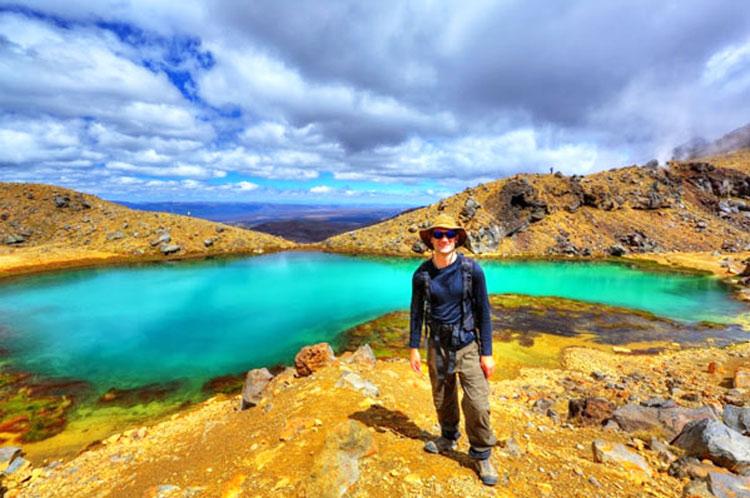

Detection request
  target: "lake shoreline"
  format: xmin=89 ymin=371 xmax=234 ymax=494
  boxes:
xmin=3 ymin=243 xmax=748 ymax=301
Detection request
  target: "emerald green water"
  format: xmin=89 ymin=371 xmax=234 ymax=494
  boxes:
xmin=0 ymin=251 xmax=746 ymax=393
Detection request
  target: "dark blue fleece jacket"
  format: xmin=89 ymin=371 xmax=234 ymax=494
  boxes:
xmin=409 ymin=253 xmax=493 ymax=356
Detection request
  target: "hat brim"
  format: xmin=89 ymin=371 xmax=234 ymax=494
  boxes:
xmin=419 ymin=226 xmax=467 ymax=250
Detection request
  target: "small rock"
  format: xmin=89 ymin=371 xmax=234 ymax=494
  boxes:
xmin=160 ymin=244 xmax=181 ymax=255
xmin=723 ymin=405 xmax=750 ymax=436
xmin=669 ymin=456 xmax=717 ymax=480
xmin=240 ymin=368 xmax=274 ymax=410
xmin=682 ymin=479 xmax=713 ymax=498
xmin=0 ymin=447 xmax=22 ymax=473
xmin=592 ymin=439 xmax=652 ymax=482
xmin=411 ymin=240 xmax=428 ymax=254
xmin=294 ymin=343 xmax=336 ymax=377
xmin=150 ymin=232 xmax=171 ymax=247
xmin=336 ymin=371 xmax=379 ymax=398
xmin=734 ymin=367 xmax=750 ymax=389
xmin=3 ymin=234 xmax=25 ymax=245
xmin=348 ymin=344 xmax=377 ymax=367
xmin=106 ymin=230 xmax=126 ymax=241
xmin=608 ymin=244 xmax=627 ymax=257
xmin=531 ymin=398 xmax=553 ymax=415
xmin=53 ymin=194 xmax=70 ymax=208
xmin=204 ymin=238 xmax=215 ymax=247
xmin=707 ymin=470 xmax=750 ymax=498
xmin=499 ymin=437 xmax=524 ymax=457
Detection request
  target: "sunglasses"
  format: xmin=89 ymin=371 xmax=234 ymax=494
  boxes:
xmin=431 ymin=229 xmax=458 ymax=240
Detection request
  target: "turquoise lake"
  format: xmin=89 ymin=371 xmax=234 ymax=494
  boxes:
xmin=0 ymin=251 xmax=747 ymax=393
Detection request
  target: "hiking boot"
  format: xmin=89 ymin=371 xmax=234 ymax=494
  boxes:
xmin=476 ymin=458 xmax=498 ymax=486
xmin=424 ymin=436 xmax=457 ymax=454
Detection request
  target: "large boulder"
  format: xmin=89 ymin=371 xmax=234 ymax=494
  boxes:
xmin=568 ymin=397 xmax=615 ymax=426
xmin=671 ymin=419 xmax=750 ymax=475
xmin=240 ymin=368 xmax=274 ymax=410
xmin=294 ymin=343 xmax=336 ymax=377
xmin=613 ymin=403 xmax=717 ymax=438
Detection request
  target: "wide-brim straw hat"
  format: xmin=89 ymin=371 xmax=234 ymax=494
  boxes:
xmin=419 ymin=214 xmax=467 ymax=250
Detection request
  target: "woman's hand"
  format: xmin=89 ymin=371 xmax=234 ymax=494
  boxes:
xmin=409 ymin=348 xmax=422 ymax=375
xmin=480 ymin=355 xmax=495 ymax=379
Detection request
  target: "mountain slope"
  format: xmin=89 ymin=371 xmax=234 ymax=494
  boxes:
xmin=0 ymin=183 xmax=296 ymax=277
xmin=321 ymin=150 xmax=750 ymax=257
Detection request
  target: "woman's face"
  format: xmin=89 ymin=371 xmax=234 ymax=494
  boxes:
xmin=431 ymin=227 xmax=457 ymax=254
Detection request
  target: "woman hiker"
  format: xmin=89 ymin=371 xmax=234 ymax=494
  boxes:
xmin=408 ymin=214 xmax=499 ymax=486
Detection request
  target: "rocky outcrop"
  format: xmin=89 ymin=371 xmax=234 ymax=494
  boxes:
xmin=294 ymin=343 xmax=336 ymax=377
xmin=671 ymin=419 xmax=750 ymax=475
xmin=484 ymin=178 xmax=548 ymax=237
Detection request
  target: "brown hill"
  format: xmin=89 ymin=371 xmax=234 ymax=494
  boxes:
xmin=0 ymin=183 xmax=296 ymax=278
xmin=320 ymin=150 xmax=750 ymax=258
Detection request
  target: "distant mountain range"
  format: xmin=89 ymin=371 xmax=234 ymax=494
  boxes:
xmin=115 ymin=201 xmax=409 ymax=242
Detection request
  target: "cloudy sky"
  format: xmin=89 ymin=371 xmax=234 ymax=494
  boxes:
xmin=1 ymin=1 xmax=749 ymax=205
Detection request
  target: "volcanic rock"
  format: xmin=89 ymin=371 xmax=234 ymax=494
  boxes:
xmin=150 ymin=232 xmax=171 ymax=247
xmin=671 ymin=419 xmax=750 ymax=474
xmin=460 ymin=197 xmax=480 ymax=222
xmin=722 ymin=405 xmax=750 ymax=436
xmin=592 ymin=439 xmax=652 ymax=482
xmin=53 ymin=194 xmax=70 ymax=208
xmin=336 ymin=371 xmax=379 ymax=398
xmin=411 ymin=240 xmax=427 ymax=254
xmin=241 ymin=368 xmax=274 ymax=410
xmin=4 ymin=234 xmax=25 ymax=245
xmin=160 ymin=244 xmax=181 ymax=255
xmin=706 ymin=470 xmax=750 ymax=498
xmin=613 ymin=403 xmax=717 ymax=438
xmin=348 ymin=344 xmax=376 ymax=367
xmin=294 ymin=343 xmax=336 ymax=377
xmin=568 ymin=397 xmax=615 ymax=426
xmin=465 ymin=224 xmax=502 ymax=254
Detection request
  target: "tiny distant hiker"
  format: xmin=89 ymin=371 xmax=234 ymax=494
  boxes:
xmin=408 ymin=214 xmax=498 ymax=486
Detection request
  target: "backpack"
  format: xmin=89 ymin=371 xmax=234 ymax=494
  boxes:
xmin=415 ymin=254 xmax=476 ymax=342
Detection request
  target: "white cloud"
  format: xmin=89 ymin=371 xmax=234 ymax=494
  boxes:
xmin=105 ymin=160 xmax=223 ymax=178
xmin=237 ymin=181 xmax=258 ymax=191
xmin=0 ymin=12 xmax=210 ymax=141
xmin=309 ymin=185 xmax=332 ymax=194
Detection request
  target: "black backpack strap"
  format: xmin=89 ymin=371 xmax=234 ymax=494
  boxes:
xmin=460 ymin=256 xmax=475 ymax=332
xmin=415 ymin=262 xmax=432 ymax=344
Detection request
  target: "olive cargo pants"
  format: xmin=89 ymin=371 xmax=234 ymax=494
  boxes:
xmin=427 ymin=338 xmax=496 ymax=459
